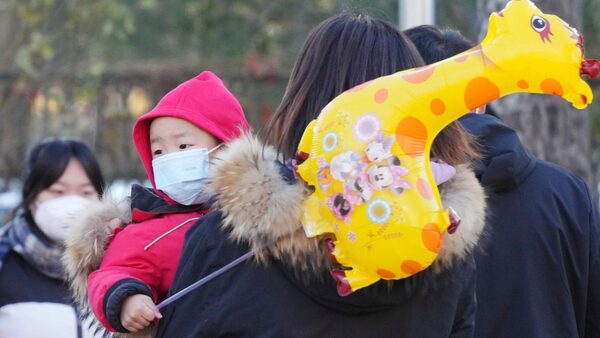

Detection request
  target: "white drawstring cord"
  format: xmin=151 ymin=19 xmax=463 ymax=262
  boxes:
xmin=144 ymin=217 xmax=201 ymax=251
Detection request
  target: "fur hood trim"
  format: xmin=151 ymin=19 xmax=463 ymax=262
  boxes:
xmin=208 ymin=134 xmax=486 ymax=275
xmin=435 ymin=163 xmax=486 ymax=270
xmin=206 ymin=134 xmax=327 ymax=272
xmin=63 ymin=197 xmax=134 ymax=337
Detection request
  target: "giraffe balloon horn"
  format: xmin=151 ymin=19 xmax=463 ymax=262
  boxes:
xmin=296 ymin=0 xmax=597 ymax=296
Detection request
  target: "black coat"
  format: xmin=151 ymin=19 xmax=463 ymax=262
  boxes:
xmin=154 ymin=134 xmax=487 ymax=338
xmin=155 ymin=211 xmax=477 ymax=338
xmin=460 ymin=113 xmax=600 ymax=338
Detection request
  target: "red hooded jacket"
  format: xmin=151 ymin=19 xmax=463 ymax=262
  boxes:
xmin=87 ymin=71 xmax=249 ymax=332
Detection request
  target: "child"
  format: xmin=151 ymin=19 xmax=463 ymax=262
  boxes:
xmin=85 ymin=71 xmax=249 ymax=333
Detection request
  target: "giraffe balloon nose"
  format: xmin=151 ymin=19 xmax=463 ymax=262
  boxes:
xmin=296 ymin=0 xmax=597 ymax=296
xmin=581 ymin=59 xmax=600 ymax=80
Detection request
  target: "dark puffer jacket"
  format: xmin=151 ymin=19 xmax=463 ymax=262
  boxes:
xmin=460 ymin=113 xmax=600 ymax=338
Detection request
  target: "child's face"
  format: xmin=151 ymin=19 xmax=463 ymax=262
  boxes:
xmin=149 ymin=117 xmax=219 ymax=159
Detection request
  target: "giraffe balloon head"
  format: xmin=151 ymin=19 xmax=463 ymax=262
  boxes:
xmin=295 ymin=0 xmax=598 ymax=296
xmin=481 ymin=0 xmax=597 ymax=108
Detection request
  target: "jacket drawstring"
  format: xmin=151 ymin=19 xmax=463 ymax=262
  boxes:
xmin=144 ymin=217 xmax=200 ymax=251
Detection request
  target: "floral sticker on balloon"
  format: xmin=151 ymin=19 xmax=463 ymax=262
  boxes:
xmin=353 ymin=113 xmax=381 ymax=142
xmin=366 ymin=198 xmax=393 ymax=224
xmin=322 ymin=131 xmax=339 ymax=153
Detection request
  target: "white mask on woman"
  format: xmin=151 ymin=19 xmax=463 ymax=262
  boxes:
xmin=152 ymin=145 xmax=221 ymax=205
xmin=33 ymin=195 xmax=92 ymax=243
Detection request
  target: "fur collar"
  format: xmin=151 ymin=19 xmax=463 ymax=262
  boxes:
xmin=207 ymin=134 xmax=486 ymax=275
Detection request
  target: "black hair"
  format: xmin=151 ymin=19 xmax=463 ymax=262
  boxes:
xmin=404 ymin=25 xmax=475 ymax=65
xmin=16 ymin=137 xmax=105 ymax=215
xmin=267 ymin=15 xmax=478 ymax=165
xmin=266 ymin=13 xmax=425 ymax=160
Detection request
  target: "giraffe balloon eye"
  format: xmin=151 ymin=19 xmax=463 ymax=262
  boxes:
xmin=531 ymin=16 xmax=547 ymax=32
xmin=531 ymin=15 xmax=552 ymax=42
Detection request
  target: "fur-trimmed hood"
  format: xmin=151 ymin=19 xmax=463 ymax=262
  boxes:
xmin=63 ymin=199 xmax=131 ymax=313
xmin=207 ymin=134 xmax=486 ymax=277
xmin=63 ymin=198 xmax=133 ymax=338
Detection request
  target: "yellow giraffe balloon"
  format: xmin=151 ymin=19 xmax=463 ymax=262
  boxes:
xmin=296 ymin=0 xmax=599 ymax=295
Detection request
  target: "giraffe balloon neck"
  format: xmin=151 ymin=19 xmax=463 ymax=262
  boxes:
xmin=581 ymin=59 xmax=600 ymax=80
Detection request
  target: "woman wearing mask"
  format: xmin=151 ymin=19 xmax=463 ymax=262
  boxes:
xmin=0 ymin=137 xmax=105 ymax=337
xmin=156 ymin=13 xmax=486 ymax=338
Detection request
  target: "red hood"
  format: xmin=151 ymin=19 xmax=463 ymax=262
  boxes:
xmin=133 ymin=70 xmax=250 ymax=197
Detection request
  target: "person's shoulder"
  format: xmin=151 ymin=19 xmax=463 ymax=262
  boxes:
xmin=526 ymin=160 xmax=595 ymax=221
xmin=533 ymin=160 xmax=592 ymax=195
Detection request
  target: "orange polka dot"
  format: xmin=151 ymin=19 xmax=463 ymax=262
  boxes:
xmin=401 ymin=65 xmax=435 ymax=84
xmin=422 ymin=223 xmax=443 ymax=253
xmin=517 ymin=80 xmax=529 ymax=89
xmin=395 ymin=117 xmax=427 ymax=157
xmin=376 ymin=269 xmax=396 ymax=279
xmin=454 ymin=54 xmax=469 ymax=63
xmin=346 ymin=80 xmax=373 ymax=93
xmin=540 ymin=78 xmax=564 ymax=96
xmin=430 ymin=98 xmax=446 ymax=115
xmin=401 ymin=260 xmax=424 ymax=275
xmin=374 ymin=88 xmax=388 ymax=104
xmin=417 ymin=178 xmax=434 ymax=200
xmin=464 ymin=77 xmax=501 ymax=110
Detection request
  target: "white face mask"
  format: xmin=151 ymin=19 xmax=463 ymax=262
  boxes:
xmin=33 ymin=195 xmax=92 ymax=243
xmin=152 ymin=145 xmax=221 ymax=205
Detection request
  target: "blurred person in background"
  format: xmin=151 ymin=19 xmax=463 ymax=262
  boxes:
xmin=405 ymin=25 xmax=600 ymax=338
xmin=0 ymin=137 xmax=106 ymax=338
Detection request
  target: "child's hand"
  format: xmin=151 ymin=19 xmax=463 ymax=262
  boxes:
xmin=120 ymin=294 xmax=162 ymax=332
